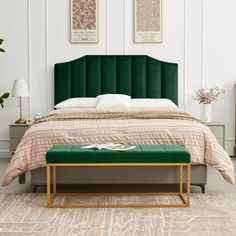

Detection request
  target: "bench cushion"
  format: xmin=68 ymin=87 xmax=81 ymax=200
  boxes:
xmin=46 ymin=144 xmax=190 ymax=164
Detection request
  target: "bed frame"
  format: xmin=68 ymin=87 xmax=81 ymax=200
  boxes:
xmin=31 ymin=55 xmax=207 ymax=193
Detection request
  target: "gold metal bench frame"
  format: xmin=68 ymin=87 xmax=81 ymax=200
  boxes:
xmin=47 ymin=163 xmax=191 ymax=208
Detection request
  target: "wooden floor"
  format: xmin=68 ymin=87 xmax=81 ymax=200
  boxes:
xmin=0 ymin=158 xmax=235 ymax=194
xmin=0 ymin=192 xmax=236 ymax=235
xmin=0 ymin=158 xmax=236 ymax=235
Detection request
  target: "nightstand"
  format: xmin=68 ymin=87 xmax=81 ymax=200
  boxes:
xmin=206 ymin=122 xmax=225 ymax=148
xmin=9 ymin=124 xmax=30 ymax=154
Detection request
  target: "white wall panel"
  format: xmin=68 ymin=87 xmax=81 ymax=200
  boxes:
xmin=184 ymin=0 xmax=202 ymax=118
xmin=107 ymin=0 xmax=125 ymax=54
xmin=0 ymin=0 xmax=29 ymax=152
xmin=30 ymin=0 xmax=48 ymax=117
xmin=1 ymin=0 xmax=236 ymax=156
xmin=203 ymin=0 xmax=236 ymax=152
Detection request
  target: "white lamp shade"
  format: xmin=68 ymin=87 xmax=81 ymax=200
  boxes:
xmin=11 ymin=80 xmax=30 ymax=97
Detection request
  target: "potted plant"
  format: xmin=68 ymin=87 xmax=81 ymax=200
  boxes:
xmin=0 ymin=38 xmax=10 ymax=108
xmin=193 ymin=87 xmax=225 ymax=122
xmin=0 ymin=92 xmax=9 ymax=108
xmin=0 ymin=38 xmax=5 ymax=52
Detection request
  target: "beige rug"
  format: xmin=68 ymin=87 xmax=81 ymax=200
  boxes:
xmin=0 ymin=193 xmax=236 ymax=235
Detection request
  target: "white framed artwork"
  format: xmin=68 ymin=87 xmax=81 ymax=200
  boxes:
xmin=134 ymin=0 xmax=162 ymax=43
xmin=71 ymin=0 xmax=98 ymax=43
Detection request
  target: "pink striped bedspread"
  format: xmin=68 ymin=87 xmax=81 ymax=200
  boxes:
xmin=2 ymin=108 xmax=234 ymax=185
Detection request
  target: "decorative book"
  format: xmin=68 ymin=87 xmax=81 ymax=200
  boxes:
xmin=80 ymin=143 xmax=136 ymax=151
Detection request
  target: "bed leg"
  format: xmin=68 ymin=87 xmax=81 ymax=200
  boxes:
xmin=33 ymin=185 xmax=38 ymax=193
xmin=190 ymin=184 xmax=206 ymax=193
xmin=200 ymin=184 xmax=206 ymax=194
xmin=18 ymin=173 xmax=26 ymax=184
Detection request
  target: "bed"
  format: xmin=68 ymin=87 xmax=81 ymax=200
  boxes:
xmin=2 ymin=55 xmax=234 ymax=192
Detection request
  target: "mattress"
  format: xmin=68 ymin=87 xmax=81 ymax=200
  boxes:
xmin=2 ymin=107 xmax=234 ymax=185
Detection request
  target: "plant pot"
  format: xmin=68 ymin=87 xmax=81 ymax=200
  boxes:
xmin=203 ymin=103 xmax=212 ymax=122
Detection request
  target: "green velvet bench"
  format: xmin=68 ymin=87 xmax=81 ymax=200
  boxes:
xmin=46 ymin=144 xmax=191 ymax=208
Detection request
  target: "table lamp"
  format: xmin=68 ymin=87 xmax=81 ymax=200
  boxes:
xmin=11 ymin=79 xmax=30 ymax=124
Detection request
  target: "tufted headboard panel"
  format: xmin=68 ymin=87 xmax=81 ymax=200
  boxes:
xmin=54 ymin=55 xmax=178 ymax=105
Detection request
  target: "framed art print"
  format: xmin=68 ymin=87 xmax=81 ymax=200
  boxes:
xmin=134 ymin=0 xmax=162 ymax=43
xmin=71 ymin=0 xmax=98 ymax=43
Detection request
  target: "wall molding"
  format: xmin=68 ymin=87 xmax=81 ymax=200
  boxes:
xmin=200 ymin=0 xmax=204 ymax=87
xmin=123 ymin=0 xmax=126 ymax=54
xmin=27 ymin=0 xmax=32 ymax=119
xmin=183 ymin=0 xmax=186 ymax=109
xmin=106 ymin=0 xmax=108 ymax=54
xmin=45 ymin=0 xmax=49 ymax=111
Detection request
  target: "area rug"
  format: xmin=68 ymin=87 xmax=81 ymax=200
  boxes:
xmin=0 ymin=193 xmax=236 ymax=235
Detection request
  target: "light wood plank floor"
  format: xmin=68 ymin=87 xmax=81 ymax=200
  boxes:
xmin=0 ymin=158 xmax=236 ymax=235
xmin=0 ymin=158 xmax=235 ymax=194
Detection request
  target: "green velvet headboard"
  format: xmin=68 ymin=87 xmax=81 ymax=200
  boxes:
xmin=54 ymin=55 xmax=178 ymax=105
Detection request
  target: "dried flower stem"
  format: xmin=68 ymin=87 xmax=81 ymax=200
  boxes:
xmin=193 ymin=87 xmax=225 ymax=104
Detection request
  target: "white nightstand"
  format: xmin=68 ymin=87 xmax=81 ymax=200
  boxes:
xmin=9 ymin=124 xmax=30 ymax=154
xmin=206 ymin=122 xmax=225 ymax=148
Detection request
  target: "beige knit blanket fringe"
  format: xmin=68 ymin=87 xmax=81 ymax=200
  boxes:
xmin=34 ymin=109 xmax=201 ymax=124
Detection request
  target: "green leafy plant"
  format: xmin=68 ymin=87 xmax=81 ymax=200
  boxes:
xmin=0 ymin=39 xmax=5 ymax=52
xmin=0 ymin=92 xmax=10 ymax=108
xmin=0 ymin=39 xmax=8 ymax=108
xmin=0 ymin=39 xmax=8 ymax=107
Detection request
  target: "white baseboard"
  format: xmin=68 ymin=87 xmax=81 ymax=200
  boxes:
xmin=0 ymin=150 xmax=11 ymax=158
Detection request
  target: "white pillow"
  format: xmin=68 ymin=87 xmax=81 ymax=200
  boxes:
xmin=96 ymin=94 xmax=131 ymax=108
xmin=55 ymin=97 xmax=97 ymax=109
xmin=130 ymin=98 xmax=177 ymax=108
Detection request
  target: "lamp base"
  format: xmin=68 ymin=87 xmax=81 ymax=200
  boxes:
xmin=15 ymin=117 xmax=27 ymax=124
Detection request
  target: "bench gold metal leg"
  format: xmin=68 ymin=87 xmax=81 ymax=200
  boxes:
xmin=47 ymin=165 xmax=51 ymax=207
xmin=46 ymin=163 xmax=191 ymax=208
xmin=187 ymin=163 xmax=191 ymax=206
xmin=179 ymin=164 xmax=183 ymax=194
xmin=53 ymin=166 xmax=56 ymax=197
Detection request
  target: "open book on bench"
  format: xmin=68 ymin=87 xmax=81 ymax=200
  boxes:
xmin=80 ymin=143 xmax=136 ymax=151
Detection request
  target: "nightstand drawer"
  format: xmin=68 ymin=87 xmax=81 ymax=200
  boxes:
xmin=9 ymin=124 xmax=30 ymax=154
xmin=10 ymin=126 xmax=29 ymax=138
xmin=216 ymin=138 xmax=224 ymax=148
xmin=10 ymin=138 xmax=21 ymax=151
xmin=208 ymin=126 xmax=224 ymax=138
xmin=206 ymin=122 xmax=225 ymax=149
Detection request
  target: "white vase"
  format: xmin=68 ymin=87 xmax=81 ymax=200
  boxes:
xmin=203 ymin=103 xmax=212 ymax=122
